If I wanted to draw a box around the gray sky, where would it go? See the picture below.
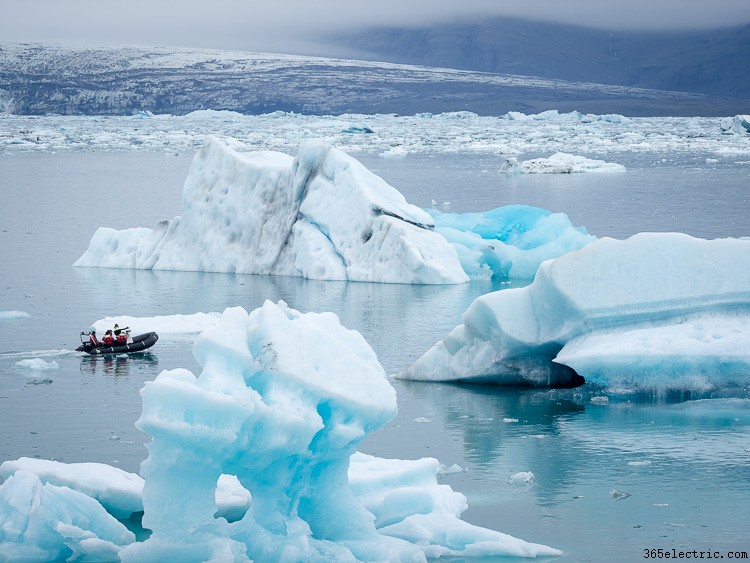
[4,0,750,54]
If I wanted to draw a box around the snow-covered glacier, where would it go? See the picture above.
[400,233,750,391]
[0,301,559,561]
[75,137,594,284]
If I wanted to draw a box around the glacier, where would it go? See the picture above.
[400,233,750,391]
[0,301,559,561]
[75,137,594,284]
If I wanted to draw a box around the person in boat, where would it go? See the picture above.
[102,329,115,346]
[113,324,132,344]
[89,330,100,347]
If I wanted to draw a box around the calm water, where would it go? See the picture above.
[1,151,749,561]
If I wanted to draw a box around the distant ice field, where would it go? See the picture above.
[2,110,749,159]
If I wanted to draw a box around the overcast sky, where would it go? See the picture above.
[4,0,750,54]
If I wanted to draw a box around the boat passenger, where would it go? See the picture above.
[114,324,128,344]
[102,330,115,346]
[89,330,100,347]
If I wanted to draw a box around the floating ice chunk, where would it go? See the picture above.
[0,471,135,561]
[438,463,465,475]
[91,312,222,336]
[401,233,750,390]
[720,115,750,134]
[500,152,626,174]
[349,453,558,559]
[507,472,535,485]
[610,489,631,500]
[15,358,59,370]
[0,458,144,519]
[430,205,595,280]
[0,310,31,320]
[75,137,467,284]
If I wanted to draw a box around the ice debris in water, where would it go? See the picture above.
[0,301,560,561]
[401,233,750,391]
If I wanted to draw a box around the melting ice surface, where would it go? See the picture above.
[0,302,560,561]
[74,137,594,284]
[402,233,750,391]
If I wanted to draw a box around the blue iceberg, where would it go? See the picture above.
[1,302,560,561]
[401,233,750,391]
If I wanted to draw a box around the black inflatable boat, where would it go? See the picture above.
[77,332,159,355]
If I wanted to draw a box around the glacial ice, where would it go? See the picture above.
[720,114,750,135]
[499,152,626,174]
[75,138,597,284]
[0,471,135,562]
[0,301,560,560]
[401,233,750,391]
[429,205,595,280]
[75,137,469,284]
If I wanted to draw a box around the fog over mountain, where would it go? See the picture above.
[325,17,750,101]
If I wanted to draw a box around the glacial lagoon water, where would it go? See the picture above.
[1,150,749,561]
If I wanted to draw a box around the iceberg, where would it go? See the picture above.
[74,137,469,285]
[720,114,750,135]
[430,205,595,280]
[400,233,750,391]
[0,471,135,562]
[499,153,626,174]
[1,301,559,560]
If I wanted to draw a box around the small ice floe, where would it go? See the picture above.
[522,434,548,439]
[502,417,519,423]
[628,460,652,466]
[0,310,31,320]
[439,201,451,208]
[507,471,535,485]
[653,503,670,507]
[15,358,59,371]
[438,463,465,475]
[706,158,719,164]
[591,396,610,405]
[610,489,631,500]
[500,153,626,174]
[413,417,432,423]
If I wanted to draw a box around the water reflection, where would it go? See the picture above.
[79,352,159,378]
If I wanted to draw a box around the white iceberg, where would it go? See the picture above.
[430,205,595,280]
[400,233,750,391]
[74,137,468,285]
[499,152,626,174]
[720,114,750,135]
[1,301,559,561]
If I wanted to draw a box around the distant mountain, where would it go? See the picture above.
[0,42,746,117]
[329,17,750,100]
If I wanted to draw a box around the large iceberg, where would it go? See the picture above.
[1,301,559,561]
[74,137,468,284]
[400,233,750,391]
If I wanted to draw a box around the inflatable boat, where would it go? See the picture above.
[77,332,158,355]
